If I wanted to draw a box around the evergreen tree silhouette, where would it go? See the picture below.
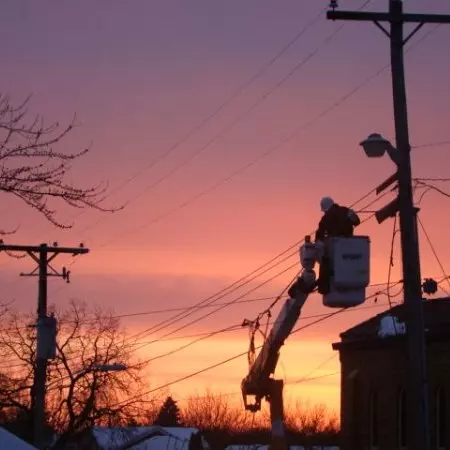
[153,396,182,426]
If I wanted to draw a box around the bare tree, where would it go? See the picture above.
[181,389,254,432]
[0,94,120,229]
[0,300,155,448]
[284,398,339,436]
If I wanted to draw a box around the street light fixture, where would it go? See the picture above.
[359,133,401,165]
[92,363,127,372]
[46,363,128,393]
[359,133,403,224]
[73,363,128,376]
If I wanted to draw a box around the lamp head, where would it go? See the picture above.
[360,133,391,158]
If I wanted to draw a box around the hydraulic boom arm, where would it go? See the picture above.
[241,238,317,412]
[240,233,370,450]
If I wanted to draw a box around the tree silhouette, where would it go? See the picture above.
[153,396,182,427]
[0,94,120,230]
[0,300,153,448]
[181,389,251,431]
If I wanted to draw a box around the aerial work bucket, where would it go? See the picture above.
[322,236,370,308]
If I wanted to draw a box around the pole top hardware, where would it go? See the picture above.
[329,0,338,12]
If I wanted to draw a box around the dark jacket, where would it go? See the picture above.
[315,203,360,241]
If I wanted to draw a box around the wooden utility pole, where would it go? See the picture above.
[0,242,89,449]
[327,2,450,449]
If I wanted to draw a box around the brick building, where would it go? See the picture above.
[332,297,450,450]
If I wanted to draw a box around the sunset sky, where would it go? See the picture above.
[1,0,450,415]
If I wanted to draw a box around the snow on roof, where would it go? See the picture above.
[225,446,269,450]
[225,446,339,450]
[92,426,207,450]
[378,315,406,337]
[0,427,37,450]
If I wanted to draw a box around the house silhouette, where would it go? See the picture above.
[332,297,450,450]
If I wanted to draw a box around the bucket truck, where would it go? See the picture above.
[241,234,370,450]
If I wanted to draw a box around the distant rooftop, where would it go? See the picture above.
[90,426,209,450]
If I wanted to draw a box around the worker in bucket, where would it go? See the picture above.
[315,196,361,294]
[315,197,360,241]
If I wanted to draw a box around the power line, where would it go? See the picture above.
[414,178,450,182]
[130,260,300,351]
[415,180,450,204]
[2,184,383,341]
[96,76,380,249]
[9,270,450,373]
[175,366,341,402]
[70,7,330,240]
[46,238,303,336]
[34,9,408,310]
[73,1,373,245]
[5,271,449,373]
[387,215,399,309]
[0,278,403,358]
[128,196,387,348]
[129,295,399,366]
[0,4,380,306]
[412,140,450,150]
[92,31,353,248]
[289,371,339,384]
[45,276,394,387]
[136,323,243,365]
[111,295,286,318]
[0,295,395,371]
[245,189,397,335]
[111,293,375,407]
[115,350,249,406]
[128,368,341,408]
[128,247,300,341]
[135,298,394,344]
[51,183,388,355]
[417,215,450,295]
[0,5,328,278]
[386,214,399,334]
[289,353,338,385]
[2,185,395,377]
[13,70,442,374]
[0,4,438,297]
[77,4,386,250]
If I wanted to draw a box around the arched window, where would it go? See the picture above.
[398,388,406,449]
[369,390,379,449]
[436,386,446,450]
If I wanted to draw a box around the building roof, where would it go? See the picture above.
[90,426,209,450]
[332,296,450,350]
[225,446,339,450]
[0,427,37,450]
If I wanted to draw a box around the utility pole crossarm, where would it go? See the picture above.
[327,11,450,24]
[327,11,389,21]
[0,243,89,255]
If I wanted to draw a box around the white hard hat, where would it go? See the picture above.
[320,196,334,212]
